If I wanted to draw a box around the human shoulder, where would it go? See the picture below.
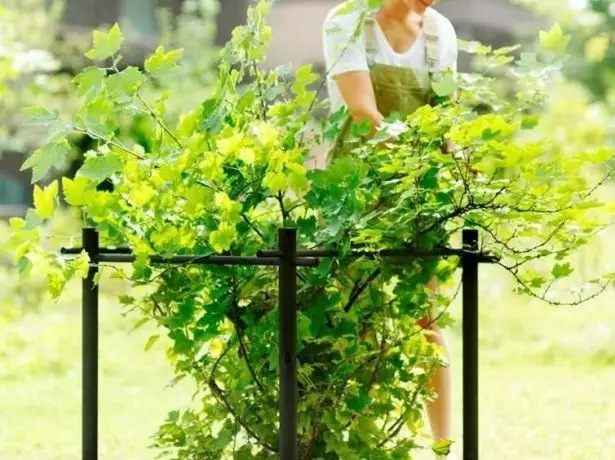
[428,8,457,50]
[323,2,365,35]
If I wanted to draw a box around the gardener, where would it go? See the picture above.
[323,0,458,457]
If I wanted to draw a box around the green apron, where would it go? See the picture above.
[328,14,449,277]
[328,14,441,160]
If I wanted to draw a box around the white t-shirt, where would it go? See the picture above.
[322,4,458,113]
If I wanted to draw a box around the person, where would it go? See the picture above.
[322,0,458,458]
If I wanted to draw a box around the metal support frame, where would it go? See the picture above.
[82,228,99,460]
[278,228,298,460]
[62,227,492,460]
[462,229,480,460]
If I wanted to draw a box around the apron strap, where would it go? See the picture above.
[364,17,378,65]
[423,12,440,72]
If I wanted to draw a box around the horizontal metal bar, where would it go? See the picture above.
[258,247,498,263]
[62,246,498,264]
[94,254,319,267]
[61,247,131,255]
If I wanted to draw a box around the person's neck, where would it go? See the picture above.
[380,0,424,23]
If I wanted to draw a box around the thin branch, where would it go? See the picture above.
[136,92,184,149]
[208,378,277,453]
[343,268,382,313]
[129,251,215,287]
[242,213,267,245]
[378,360,439,447]
[208,339,277,453]
[232,269,267,394]
[74,128,145,160]
[498,261,612,306]
[277,192,290,223]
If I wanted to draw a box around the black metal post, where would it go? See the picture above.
[82,228,99,460]
[462,229,479,460]
[278,228,298,460]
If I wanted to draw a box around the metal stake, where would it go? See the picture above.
[278,228,298,460]
[462,229,479,460]
[82,228,99,460]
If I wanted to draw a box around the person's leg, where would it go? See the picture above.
[418,274,454,458]
[418,317,453,456]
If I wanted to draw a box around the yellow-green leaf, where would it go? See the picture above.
[33,180,58,218]
[539,23,570,55]
[214,192,242,224]
[263,171,287,195]
[144,46,184,74]
[73,251,91,279]
[85,23,123,60]
[145,334,161,351]
[62,176,93,206]
[130,183,157,207]
[208,222,237,253]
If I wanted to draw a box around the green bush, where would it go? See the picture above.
[7,1,615,458]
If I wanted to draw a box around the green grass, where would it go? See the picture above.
[0,278,194,460]
[1,237,615,459]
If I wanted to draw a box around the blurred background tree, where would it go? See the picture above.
[515,0,615,102]
[0,0,223,217]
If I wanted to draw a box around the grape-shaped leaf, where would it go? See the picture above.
[33,180,58,218]
[80,153,123,182]
[208,222,237,253]
[62,176,93,206]
[20,138,71,183]
[145,46,184,75]
[539,23,571,55]
[85,23,123,61]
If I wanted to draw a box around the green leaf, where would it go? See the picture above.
[71,250,91,279]
[432,74,458,98]
[62,176,93,206]
[552,262,573,279]
[263,171,287,195]
[23,106,59,125]
[78,95,116,138]
[297,312,312,343]
[130,317,150,332]
[287,164,308,192]
[79,153,123,182]
[347,390,371,412]
[18,257,33,278]
[21,138,71,183]
[457,39,491,55]
[521,115,540,129]
[145,334,161,351]
[33,180,58,218]
[432,439,453,456]
[144,46,183,74]
[208,222,237,253]
[85,23,123,60]
[74,67,107,98]
[539,23,570,55]
[292,64,319,96]
[106,66,145,103]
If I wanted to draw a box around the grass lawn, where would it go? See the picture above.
[1,249,615,459]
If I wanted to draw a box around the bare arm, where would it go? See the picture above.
[335,71,383,132]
